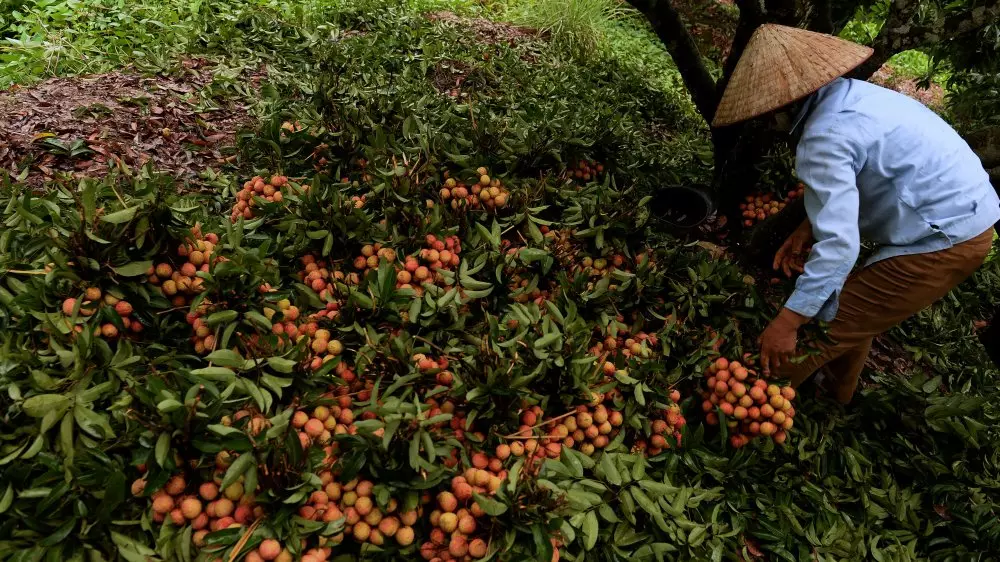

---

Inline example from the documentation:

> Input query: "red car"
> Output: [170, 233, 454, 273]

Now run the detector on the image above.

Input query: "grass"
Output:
[502, 0, 626, 58]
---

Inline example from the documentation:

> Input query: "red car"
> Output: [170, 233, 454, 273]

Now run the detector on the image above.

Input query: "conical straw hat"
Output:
[712, 24, 873, 127]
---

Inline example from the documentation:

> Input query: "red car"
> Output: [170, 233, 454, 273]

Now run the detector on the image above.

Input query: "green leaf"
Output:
[245, 310, 272, 330]
[73, 405, 116, 439]
[472, 492, 508, 516]
[157, 399, 184, 413]
[39, 517, 76, 546]
[100, 207, 138, 224]
[0, 483, 13, 514]
[190, 367, 236, 382]
[582, 509, 598, 550]
[267, 357, 297, 374]
[204, 349, 248, 368]
[22, 394, 70, 417]
[111, 261, 152, 276]
[630, 486, 659, 515]
[221, 452, 254, 490]
[599, 454, 622, 486]
[155, 433, 171, 467]
[206, 310, 239, 326]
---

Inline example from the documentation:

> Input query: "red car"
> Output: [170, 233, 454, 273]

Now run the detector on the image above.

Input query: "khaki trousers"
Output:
[780, 228, 995, 403]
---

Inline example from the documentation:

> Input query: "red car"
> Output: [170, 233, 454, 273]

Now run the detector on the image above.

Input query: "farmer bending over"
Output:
[713, 24, 1000, 403]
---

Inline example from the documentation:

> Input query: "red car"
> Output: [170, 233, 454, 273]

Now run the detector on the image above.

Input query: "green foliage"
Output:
[0, 1, 999, 561]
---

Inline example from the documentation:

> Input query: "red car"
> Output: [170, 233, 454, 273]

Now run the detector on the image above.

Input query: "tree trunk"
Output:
[624, 0, 719, 123]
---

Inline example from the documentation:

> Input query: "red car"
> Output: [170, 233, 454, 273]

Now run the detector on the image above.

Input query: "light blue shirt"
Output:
[786, 78, 1000, 321]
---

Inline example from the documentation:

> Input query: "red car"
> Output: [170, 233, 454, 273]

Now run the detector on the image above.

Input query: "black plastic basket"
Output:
[646, 184, 715, 230]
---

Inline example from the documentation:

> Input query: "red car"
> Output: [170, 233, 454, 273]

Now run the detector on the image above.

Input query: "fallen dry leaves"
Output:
[0, 67, 254, 190]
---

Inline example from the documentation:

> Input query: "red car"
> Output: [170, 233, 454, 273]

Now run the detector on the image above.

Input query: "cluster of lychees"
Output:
[231, 175, 289, 222]
[299, 255, 357, 302]
[439, 167, 510, 211]
[291, 380, 377, 452]
[184, 301, 216, 354]
[421, 472, 499, 561]
[396, 235, 463, 294]
[700, 357, 796, 447]
[570, 254, 627, 279]
[353, 244, 399, 278]
[507, 273, 555, 305]
[133, 469, 261, 551]
[739, 184, 804, 227]
[60, 287, 141, 339]
[559, 403, 624, 456]
[634, 391, 686, 456]
[591, 330, 659, 362]
[146, 226, 218, 307]
[502, 402, 625, 471]
[500, 244, 558, 305]
[566, 159, 605, 182]
[297, 473, 417, 553]
[413, 353, 455, 387]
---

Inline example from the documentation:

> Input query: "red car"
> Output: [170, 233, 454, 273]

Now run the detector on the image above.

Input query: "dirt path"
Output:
[0, 62, 254, 190]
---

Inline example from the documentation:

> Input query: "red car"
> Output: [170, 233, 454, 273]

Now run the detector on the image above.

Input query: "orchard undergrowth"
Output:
[1, 2, 1000, 562]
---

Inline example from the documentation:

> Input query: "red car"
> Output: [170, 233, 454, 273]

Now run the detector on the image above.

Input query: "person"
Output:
[712, 24, 1000, 403]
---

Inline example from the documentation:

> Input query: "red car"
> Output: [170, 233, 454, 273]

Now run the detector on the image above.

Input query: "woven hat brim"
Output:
[712, 25, 874, 127]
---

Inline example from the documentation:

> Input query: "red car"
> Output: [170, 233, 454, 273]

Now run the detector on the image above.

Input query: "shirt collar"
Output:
[790, 93, 818, 134]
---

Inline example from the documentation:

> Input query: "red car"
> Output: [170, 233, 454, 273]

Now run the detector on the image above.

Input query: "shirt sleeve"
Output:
[785, 126, 864, 321]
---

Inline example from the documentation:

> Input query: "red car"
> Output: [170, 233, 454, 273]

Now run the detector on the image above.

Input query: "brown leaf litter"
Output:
[0, 66, 254, 190]
[425, 11, 539, 46]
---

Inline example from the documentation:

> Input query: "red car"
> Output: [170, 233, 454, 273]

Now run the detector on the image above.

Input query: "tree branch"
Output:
[626, 0, 720, 123]
[716, 0, 764, 99]
[852, 0, 1000, 79]
[809, 0, 835, 33]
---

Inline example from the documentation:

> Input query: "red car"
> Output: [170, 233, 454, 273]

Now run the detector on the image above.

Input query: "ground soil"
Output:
[0, 62, 253, 190]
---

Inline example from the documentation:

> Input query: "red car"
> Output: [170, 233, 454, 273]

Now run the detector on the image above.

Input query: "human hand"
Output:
[758, 308, 808, 375]
[774, 220, 814, 278]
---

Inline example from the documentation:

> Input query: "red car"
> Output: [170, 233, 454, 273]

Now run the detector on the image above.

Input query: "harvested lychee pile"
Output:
[700, 357, 796, 447]
[739, 184, 804, 227]
[439, 167, 510, 212]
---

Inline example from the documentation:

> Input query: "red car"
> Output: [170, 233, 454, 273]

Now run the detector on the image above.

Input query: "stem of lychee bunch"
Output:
[2, 269, 47, 275]
[226, 519, 263, 562]
[412, 335, 448, 355]
[499, 434, 565, 441]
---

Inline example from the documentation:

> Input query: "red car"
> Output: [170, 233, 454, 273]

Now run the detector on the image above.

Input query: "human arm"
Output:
[784, 127, 863, 321]
[774, 219, 813, 277]
[760, 127, 864, 374]
[759, 307, 810, 375]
